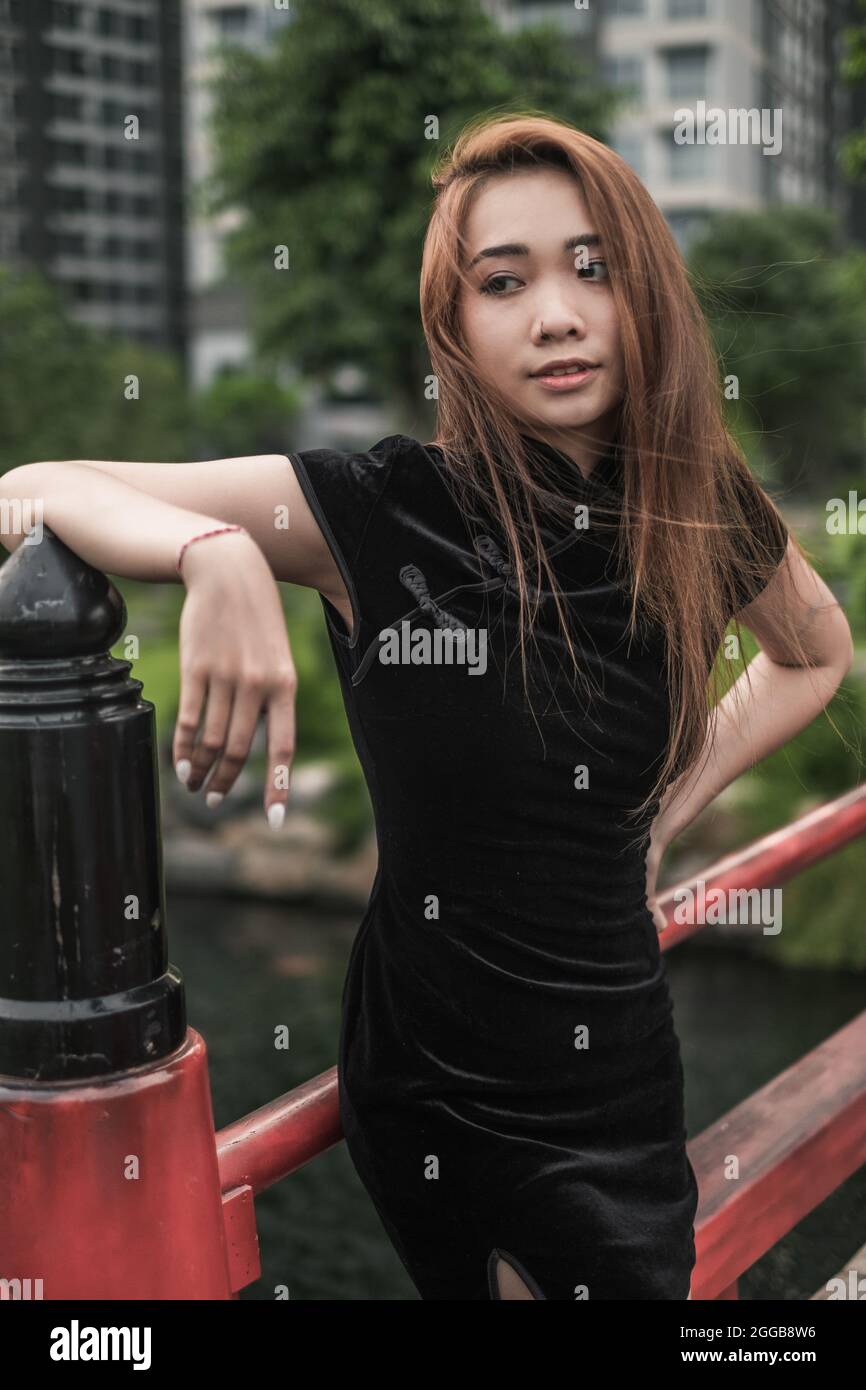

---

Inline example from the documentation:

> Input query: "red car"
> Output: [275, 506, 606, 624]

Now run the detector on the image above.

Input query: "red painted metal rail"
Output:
[213, 783, 866, 1298]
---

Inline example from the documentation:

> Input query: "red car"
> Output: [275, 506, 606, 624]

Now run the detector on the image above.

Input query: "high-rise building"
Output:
[0, 0, 186, 355]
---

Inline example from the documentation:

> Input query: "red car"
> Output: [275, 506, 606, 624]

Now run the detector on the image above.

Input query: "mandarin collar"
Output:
[519, 434, 622, 495]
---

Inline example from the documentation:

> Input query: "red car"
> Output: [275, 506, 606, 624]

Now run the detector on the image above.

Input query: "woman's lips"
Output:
[531, 366, 598, 391]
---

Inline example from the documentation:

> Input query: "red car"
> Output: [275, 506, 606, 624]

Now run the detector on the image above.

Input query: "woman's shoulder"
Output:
[325, 432, 449, 484]
[367, 433, 460, 506]
[379, 433, 446, 471]
[290, 431, 467, 548]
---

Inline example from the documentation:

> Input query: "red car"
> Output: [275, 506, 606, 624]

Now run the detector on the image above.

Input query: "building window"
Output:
[666, 0, 708, 17]
[210, 6, 252, 36]
[50, 45, 88, 76]
[100, 97, 151, 127]
[48, 139, 87, 166]
[665, 45, 709, 101]
[128, 15, 154, 42]
[131, 61, 156, 85]
[666, 209, 710, 252]
[667, 133, 710, 180]
[53, 231, 87, 256]
[610, 135, 645, 179]
[601, 55, 645, 101]
[97, 8, 124, 38]
[49, 1, 82, 27]
[52, 185, 89, 212]
[50, 92, 85, 120]
[607, 0, 647, 15]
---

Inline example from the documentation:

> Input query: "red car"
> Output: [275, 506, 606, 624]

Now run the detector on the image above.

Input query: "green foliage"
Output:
[203, 0, 622, 421]
[193, 368, 303, 458]
[839, 0, 866, 180]
[0, 265, 193, 469]
[686, 208, 866, 488]
[713, 526, 866, 969]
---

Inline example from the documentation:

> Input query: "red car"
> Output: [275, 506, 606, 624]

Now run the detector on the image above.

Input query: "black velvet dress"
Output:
[287, 434, 788, 1301]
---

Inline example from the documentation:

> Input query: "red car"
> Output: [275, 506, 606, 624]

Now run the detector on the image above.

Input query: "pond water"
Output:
[167, 891, 866, 1301]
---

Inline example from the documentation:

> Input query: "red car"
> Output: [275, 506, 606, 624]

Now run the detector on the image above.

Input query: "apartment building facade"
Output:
[0, 0, 185, 354]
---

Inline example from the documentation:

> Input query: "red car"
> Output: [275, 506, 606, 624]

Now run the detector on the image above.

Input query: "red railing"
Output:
[214, 783, 866, 1299]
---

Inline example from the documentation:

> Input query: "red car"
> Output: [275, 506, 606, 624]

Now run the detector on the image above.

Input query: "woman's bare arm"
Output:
[642, 540, 853, 929]
[0, 458, 328, 822]
[652, 540, 854, 849]
[0, 460, 259, 581]
[0, 456, 343, 605]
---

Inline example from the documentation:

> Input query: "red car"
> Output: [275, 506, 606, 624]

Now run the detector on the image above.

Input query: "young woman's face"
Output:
[458, 167, 625, 467]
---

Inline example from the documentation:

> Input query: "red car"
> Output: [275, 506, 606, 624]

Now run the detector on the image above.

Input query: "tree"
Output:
[686, 207, 866, 490]
[839, 0, 866, 183]
[0, 266, 192, 472]
[204, 0, 620, 430]
[193, 368, 301, 458]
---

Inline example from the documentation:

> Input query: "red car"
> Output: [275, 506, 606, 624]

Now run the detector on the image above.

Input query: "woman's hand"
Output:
[172, 531, 297, 828]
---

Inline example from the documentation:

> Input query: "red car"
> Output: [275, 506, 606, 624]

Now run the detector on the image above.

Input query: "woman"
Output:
[0, 115, 852, 1300]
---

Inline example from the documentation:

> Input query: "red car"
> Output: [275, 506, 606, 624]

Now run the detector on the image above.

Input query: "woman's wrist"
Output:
[178, 527, 258, 585]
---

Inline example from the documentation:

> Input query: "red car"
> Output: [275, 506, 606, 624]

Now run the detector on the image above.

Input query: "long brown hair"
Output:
[419, 111, 822, 843]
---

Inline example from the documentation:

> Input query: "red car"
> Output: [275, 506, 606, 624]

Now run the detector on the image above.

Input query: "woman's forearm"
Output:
[0, 461, 251, 583]
[653, 651, 850, 851]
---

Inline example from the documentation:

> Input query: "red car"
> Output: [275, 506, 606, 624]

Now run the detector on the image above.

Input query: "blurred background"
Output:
[0, 0, 864, 1299]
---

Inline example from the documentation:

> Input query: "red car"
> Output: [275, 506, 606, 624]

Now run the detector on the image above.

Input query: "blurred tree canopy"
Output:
[193, 368, 301, 458]
[839, 0, 866, 182]
[687, 207, 866, 492]
[0, 266, 193, 471]
[204, 0, 620, 428]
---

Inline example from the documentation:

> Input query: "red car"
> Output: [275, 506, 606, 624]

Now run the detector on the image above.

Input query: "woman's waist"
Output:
[379, 853, 653, 926]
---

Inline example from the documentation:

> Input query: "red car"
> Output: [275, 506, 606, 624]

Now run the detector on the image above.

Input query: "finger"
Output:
[263, 682, 297, 828]
[187, 677, 234, 791]
[173, 664, 208, 784]
[204, 682, 266, 804]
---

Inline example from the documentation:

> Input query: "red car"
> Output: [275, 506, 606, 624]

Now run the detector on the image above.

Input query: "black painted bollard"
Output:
[0, 524, 185, 1081]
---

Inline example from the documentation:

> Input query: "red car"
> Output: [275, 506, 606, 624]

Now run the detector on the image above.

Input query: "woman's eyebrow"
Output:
[467, 232, 601, 270]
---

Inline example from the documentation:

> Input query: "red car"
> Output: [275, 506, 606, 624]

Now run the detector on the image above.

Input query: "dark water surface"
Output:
[166, 891, 866, 1301]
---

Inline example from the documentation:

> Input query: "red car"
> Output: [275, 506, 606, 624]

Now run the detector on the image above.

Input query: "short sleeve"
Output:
[726, 468, 789, 615]
[288, 435, 402, 646]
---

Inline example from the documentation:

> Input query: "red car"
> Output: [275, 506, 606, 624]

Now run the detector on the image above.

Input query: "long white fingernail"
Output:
[176, 759, 191, 785]
[206, 791, 224, 808]
[268, 803, 285, 831]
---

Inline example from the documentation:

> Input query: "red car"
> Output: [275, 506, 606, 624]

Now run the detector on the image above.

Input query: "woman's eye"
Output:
[578, 258, 609, 282]
[480, 273, 521, 295]
[480, 260, 609, 295]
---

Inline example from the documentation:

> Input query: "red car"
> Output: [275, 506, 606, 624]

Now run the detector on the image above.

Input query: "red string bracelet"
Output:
[176, 525, 249, 576]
